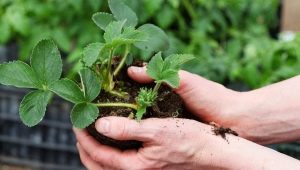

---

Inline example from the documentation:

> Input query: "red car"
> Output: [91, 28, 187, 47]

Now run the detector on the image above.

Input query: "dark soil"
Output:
[87, 59, 195, 150]
[210, 122, 238, 142]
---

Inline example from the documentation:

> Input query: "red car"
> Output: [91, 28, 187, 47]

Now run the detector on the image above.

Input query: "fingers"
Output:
[127, 66, 153, 83]
[77, 143, 106, 170]
[73, 128, 137, 169]
[95, 116, 160, 142]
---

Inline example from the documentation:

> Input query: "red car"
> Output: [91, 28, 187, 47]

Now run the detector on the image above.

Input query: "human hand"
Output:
[74, 117, 300, 170]
[127, 67, 300, 144]
[74, 117, 219, 169]
[127, 66, 243, 136]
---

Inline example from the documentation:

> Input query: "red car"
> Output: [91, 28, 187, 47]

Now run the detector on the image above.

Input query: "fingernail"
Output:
[131, 67, 144, 73]
[98, 118, 110, 134]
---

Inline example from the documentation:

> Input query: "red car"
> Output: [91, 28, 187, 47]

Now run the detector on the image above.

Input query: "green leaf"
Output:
[79, 68, 101, 102]
[0, 61, 40, 88]
[121, 27, 147, 42]
[20, 90, 52, 127]
[71, 103, 99, 129]
[30, 39, 62, 86]
[135, 24, 169, 52]
[147, 53, 193, 88]
[49, 79, 85, 103]
[155, 4, 175, 28]
[103, 27, 147, 48]
[136, 106, 146, 122]
[92, 12, 114, 30]
[164, 54, 194, 70]
[104, 20, 126, 43]
[51, 28, 72, 52]
[108, 0, 138, 27]
[160, 69, 180, 88]
[146, 52, 164, 80]
[82, 42, 104, 67]
[6, 5, 30, 36]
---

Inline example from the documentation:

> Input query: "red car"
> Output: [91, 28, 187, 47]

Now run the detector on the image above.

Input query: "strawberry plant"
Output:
[0, 0, 193, 130]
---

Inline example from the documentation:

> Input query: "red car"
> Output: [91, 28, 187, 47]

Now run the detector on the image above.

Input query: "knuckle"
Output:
[90, 150, 101, 162]
[109, 156, 125, 169]
[119, 121, 130, 139]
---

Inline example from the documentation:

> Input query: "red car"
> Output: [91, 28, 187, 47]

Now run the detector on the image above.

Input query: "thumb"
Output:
[127, 66, 153, 84]
[95, 116, 158, 142]
[127, 66, 201, 97]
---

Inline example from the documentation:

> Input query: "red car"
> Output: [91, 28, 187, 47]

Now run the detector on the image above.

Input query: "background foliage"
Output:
[1, 0, 300, 89]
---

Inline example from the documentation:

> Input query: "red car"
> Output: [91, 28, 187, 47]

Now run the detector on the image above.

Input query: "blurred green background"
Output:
[1, 0, 300, 89]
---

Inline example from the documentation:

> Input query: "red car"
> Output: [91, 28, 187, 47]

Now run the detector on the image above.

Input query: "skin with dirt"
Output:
[210, 122, 238, 142]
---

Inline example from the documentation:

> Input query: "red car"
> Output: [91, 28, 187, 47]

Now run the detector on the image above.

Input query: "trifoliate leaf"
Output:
[71, 103, 99, 129]
[104, 20, 126, 43]
[147, 53, 194, 88]
[30, 39, 62, 86]
[49, 79, 85, 103]
[82, 42, 104, 67]
[79, 68, 101, 102]
[0, 61, 40, 88]
[92, 12, 114, 30]
[146, 52, 164, 80]
[108, 0, 138, 27]
[20, 90, 51, 127]
[135, 24, 169, 52]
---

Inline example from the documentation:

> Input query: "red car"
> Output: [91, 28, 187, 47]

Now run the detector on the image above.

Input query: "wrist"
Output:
[204, 132, 299, 170]
[193, 127, 265, 170]
[218, 89, 260, 142]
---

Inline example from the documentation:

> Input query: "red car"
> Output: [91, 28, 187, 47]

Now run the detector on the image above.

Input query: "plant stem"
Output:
[106, 48, 115, 91]
[107, 48, 114, 74]
[153, 82, 162, 93]
[94, 102, 138, 110]
[113, 45, 130, 77]
[109, 90, 127, 98]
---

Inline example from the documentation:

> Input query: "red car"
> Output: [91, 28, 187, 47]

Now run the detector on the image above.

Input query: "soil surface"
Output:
[87, 59, 196, 150]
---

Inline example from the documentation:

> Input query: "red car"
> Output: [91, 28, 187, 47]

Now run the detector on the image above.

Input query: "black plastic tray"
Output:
[0, 86, 84, 170]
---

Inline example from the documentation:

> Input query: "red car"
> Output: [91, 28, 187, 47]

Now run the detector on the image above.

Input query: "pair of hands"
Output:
[74, 66, 300, 169]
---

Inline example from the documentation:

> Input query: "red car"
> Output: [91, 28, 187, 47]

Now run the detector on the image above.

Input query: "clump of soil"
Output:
[86, 60, 195, 150]
[210, 122, 238, 142]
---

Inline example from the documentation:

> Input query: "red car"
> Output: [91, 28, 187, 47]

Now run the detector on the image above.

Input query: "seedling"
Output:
[0, 0, 193, 128]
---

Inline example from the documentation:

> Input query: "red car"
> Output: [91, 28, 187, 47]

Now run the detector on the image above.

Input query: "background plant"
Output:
[1, 0, 299, 89]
